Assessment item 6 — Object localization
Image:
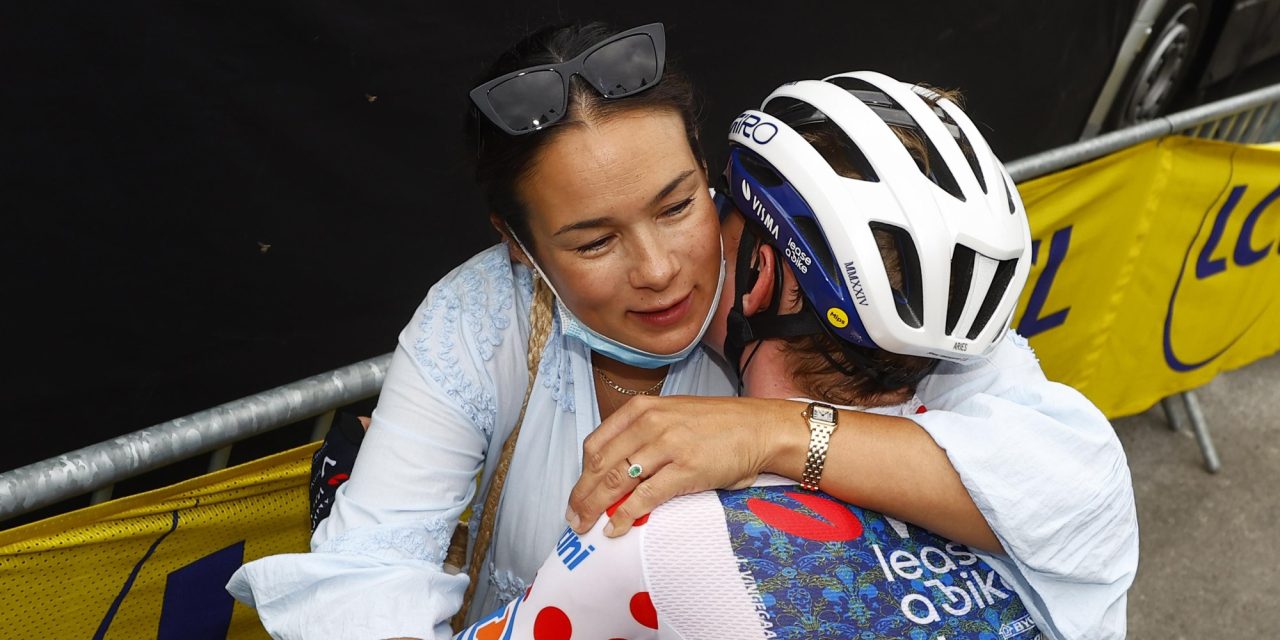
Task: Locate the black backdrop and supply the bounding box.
[5,1,1135,475]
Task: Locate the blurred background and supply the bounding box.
[12,0,1280,479]
[0,2,1130,472]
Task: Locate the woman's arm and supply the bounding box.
[566,331,1136,636]
[565,395,998,550]
[762,401,1002,552]
[565,393,1001,550]
[227,246,531,640]
[230,343,481,640]
[909,331,1137,639]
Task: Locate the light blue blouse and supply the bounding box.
[227,244,1137,640]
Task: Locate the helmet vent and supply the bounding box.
[945,245,975,335]
[826,77,966,203]
[764,97,879,182]
[932,104,986,194]
[870,223,924,329]
[794,216,841,285]
[1003,173,1017,214]
[966,256,1018,340]
[764,95,823,126]
[738,150,786,188]
[992,309,1014,344]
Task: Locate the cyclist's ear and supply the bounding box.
[741,242,778,317]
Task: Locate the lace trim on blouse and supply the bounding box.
[316,517,453,565]
[487,562,529,606]
[412,248,515,437]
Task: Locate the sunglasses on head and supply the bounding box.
[470,23,667,135]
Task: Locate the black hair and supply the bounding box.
[464,21,703,256]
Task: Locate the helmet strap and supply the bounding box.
[723,223,762,388]
[723,223,823,389]
[724,222,937,394]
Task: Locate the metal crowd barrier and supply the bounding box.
[2,82,1279,524]
[0,356,390,522]
[1007,82,1280,182]
[1007,81,1280,474]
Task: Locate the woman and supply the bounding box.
[454,70,1056,640]
[228,21,1135,640]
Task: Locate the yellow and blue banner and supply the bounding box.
[0,445,314,639]
[1012,136,1280,417]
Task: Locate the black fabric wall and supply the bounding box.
[5,1,1135,473]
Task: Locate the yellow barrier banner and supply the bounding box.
[1013,136,1280,417]
[0,445,314,639]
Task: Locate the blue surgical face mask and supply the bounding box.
[508,228,726,369]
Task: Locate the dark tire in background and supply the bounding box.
[1111,0,1214,127]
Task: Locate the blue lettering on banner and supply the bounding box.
[1164,182,1280,372]
[1235,185,1280,266]
[1194,185,1241,279]
[1017,226,1073,339]
[94,510,181,640]
[157,541,244,640]
[92,509,250,640]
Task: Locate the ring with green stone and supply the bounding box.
[626,458,644,479]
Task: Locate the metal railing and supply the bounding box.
[1008,82,1280,182]
[3,82,1279,523]
[1008,81,1280,474]
[0,355,390,522]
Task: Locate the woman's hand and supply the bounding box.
[565,395,795,538]
[566,394,1003,553]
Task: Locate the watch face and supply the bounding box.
[810,404,836,423]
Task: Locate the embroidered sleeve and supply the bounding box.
[227,245,534,640]
[317,517,454,565]
[411,245,527,438]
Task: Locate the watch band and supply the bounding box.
[800,402,839,491]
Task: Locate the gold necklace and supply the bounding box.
[597,369,667,396]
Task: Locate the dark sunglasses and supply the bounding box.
[469,23,666,135]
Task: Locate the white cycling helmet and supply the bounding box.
[722,70,1031,367]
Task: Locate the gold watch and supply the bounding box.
[800,401,839,491]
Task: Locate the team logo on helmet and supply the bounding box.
[827,308,850,328]
[739,179,781,240]
[730,112,779,145]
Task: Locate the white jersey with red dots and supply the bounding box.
[456,399,1043,640]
